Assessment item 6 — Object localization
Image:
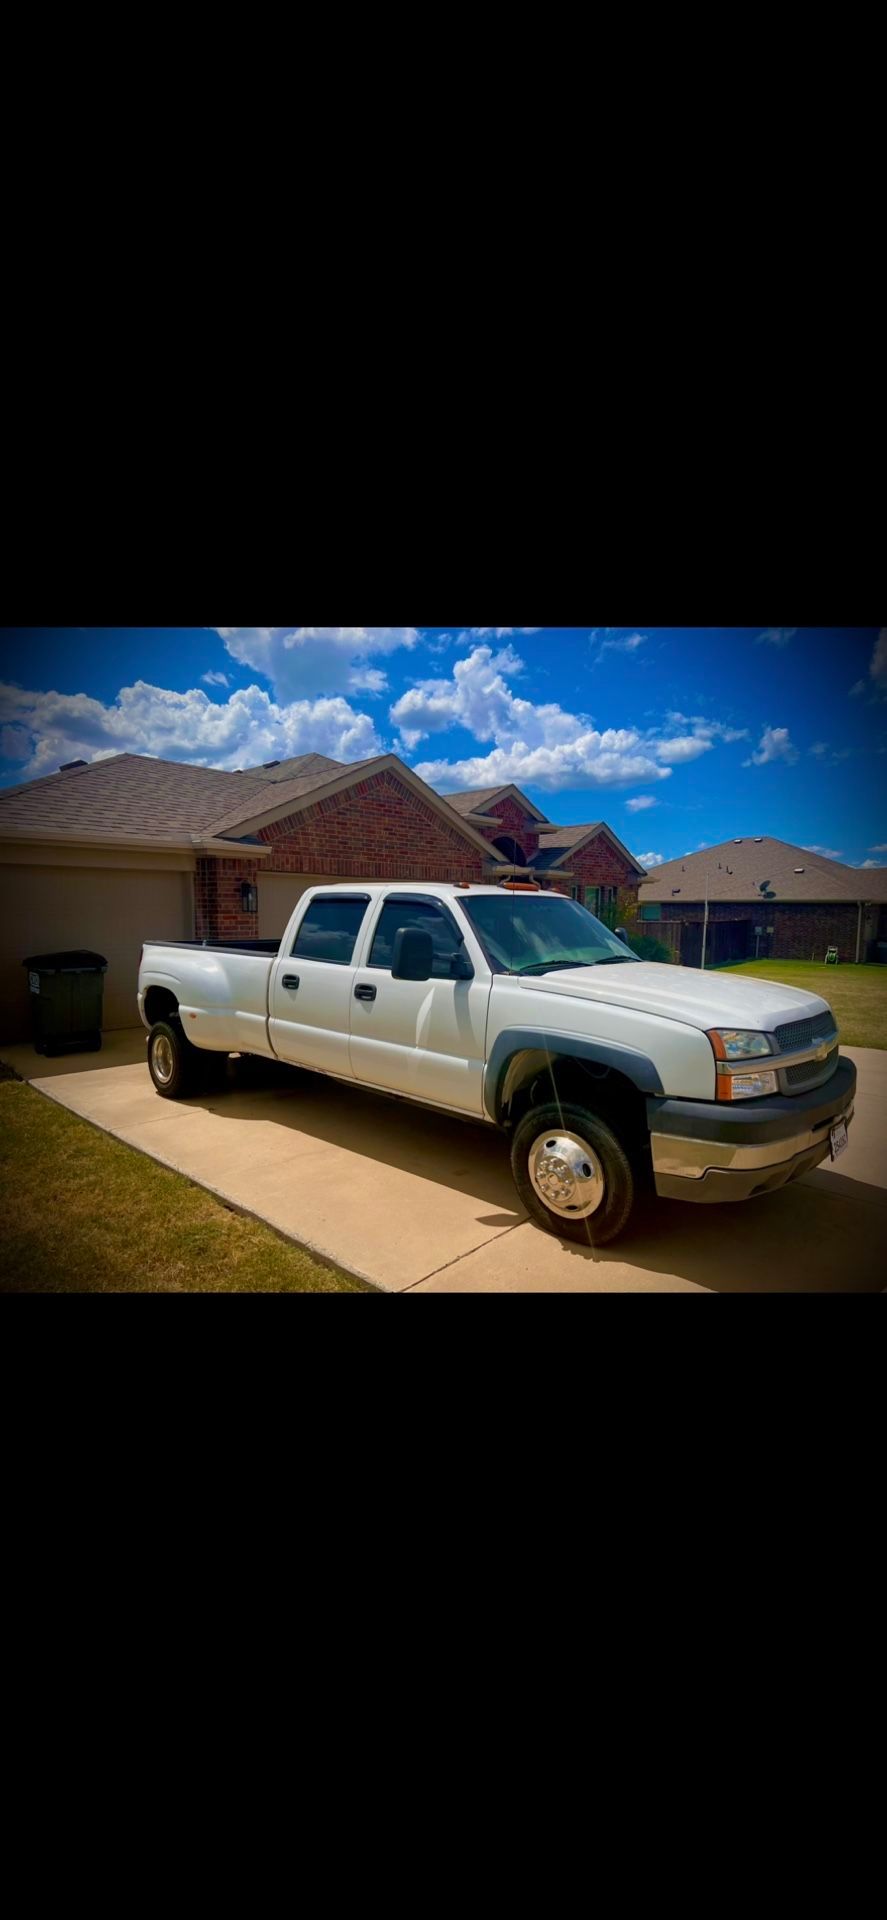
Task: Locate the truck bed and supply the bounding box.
[143,938,282,955]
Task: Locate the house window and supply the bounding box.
[292,895,370,965]
[585,885,617,915]
[492,834,528,867]
[641,903,661,921]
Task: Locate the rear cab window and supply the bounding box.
[292,896,369,965]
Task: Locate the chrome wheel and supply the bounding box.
[152,1033,175,1086]
[527,1129,605,1220]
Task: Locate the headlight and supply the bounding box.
[710,1029,772,1059]
[722,1068,779,1101]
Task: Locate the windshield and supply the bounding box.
[461,894,639,975]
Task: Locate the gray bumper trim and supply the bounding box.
[651,1103,855,1181]
[654,1131,844,1204]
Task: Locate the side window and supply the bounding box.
[370,900,461,979]
[292,897,368,965]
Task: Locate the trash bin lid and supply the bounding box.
[22,950,108,972]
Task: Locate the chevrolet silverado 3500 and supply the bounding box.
[138,884,855,1245]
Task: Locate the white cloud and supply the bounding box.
[756,628,798,647]
[593,631,647,662]
[636,851,665,868]
[201,670,230,688]
[743,725,798,768]
[663,711,749,747]
[396,645,675,794]
[849,680,866,698]
[857,859,885,869]
[468,628,541,639]
[0,680,383,781]
[211,627,419,700]
[803,845,843,860]
[653,734,714,765]
[626,795,658,813]
[347,666,389,695]
[870,843,887,853]
[809,742,829,756]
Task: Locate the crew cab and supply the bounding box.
[137,883,856,1245]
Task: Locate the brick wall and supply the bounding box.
[770,903,860,963]
[195,855,260,941]
[545,834,642,900]
[196,771,487,939]
[480,795,542,862]
[646,898,862,965]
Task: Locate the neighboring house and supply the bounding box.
[638,837,887,967]
[0,755,644,1041]
[441,786,646,911]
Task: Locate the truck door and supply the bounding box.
[349,894,489,1115]
[268,893,370,1076]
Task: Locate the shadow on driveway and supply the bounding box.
[184,1053,886,1292]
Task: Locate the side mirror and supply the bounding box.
[615,927,629,944]
[392,927,434,981]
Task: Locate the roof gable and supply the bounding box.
[438,784,552,825]
[532,821,647,878]
[206,753,508,860]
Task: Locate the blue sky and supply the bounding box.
[1,626,885,868]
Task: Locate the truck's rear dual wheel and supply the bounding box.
[148,1020,227,1100]
[510,1102,635,1245]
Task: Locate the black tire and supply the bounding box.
[510,1102,635,1246]
[148,1019,201,1100]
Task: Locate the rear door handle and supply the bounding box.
[282,975,300,991]
[354,983,377,1002]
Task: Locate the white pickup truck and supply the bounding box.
[138,883,855,1245]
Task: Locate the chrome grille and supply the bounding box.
[785,1046,838,1089]
[774,1010,835,1052]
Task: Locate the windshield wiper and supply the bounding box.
[511,960,592,976]
[593,955,634,965]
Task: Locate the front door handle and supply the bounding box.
[282,974,300,991]
[354,983,377,1002]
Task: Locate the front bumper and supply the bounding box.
[647,1055,857,1204]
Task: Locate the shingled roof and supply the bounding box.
[0,748,505,861]
[0,753,268,840]
[638,837,887,904]
[439,784,552,825]
[239,753,345,784]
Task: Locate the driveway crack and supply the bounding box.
[399,1221,525,1293]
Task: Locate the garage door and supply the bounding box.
[258,873,364,941]
[0,865,193,1042]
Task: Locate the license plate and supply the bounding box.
[829,1120,848,1160]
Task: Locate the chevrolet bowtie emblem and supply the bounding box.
[815,1043,828,1061]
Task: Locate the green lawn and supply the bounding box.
[0,1078,372,1294]
[718,959,887,1050]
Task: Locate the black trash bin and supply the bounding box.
[22,951,108,1055]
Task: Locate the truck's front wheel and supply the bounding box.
[148,1019,201,1100]
[511,1102,635,1246]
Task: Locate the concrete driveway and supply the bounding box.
[5,1032,885,1293]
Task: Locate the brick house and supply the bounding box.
[0,754,645,1040]
[442,786,647,909]
[637,837,887,967]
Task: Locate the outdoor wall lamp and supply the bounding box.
[241,881,258,915]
